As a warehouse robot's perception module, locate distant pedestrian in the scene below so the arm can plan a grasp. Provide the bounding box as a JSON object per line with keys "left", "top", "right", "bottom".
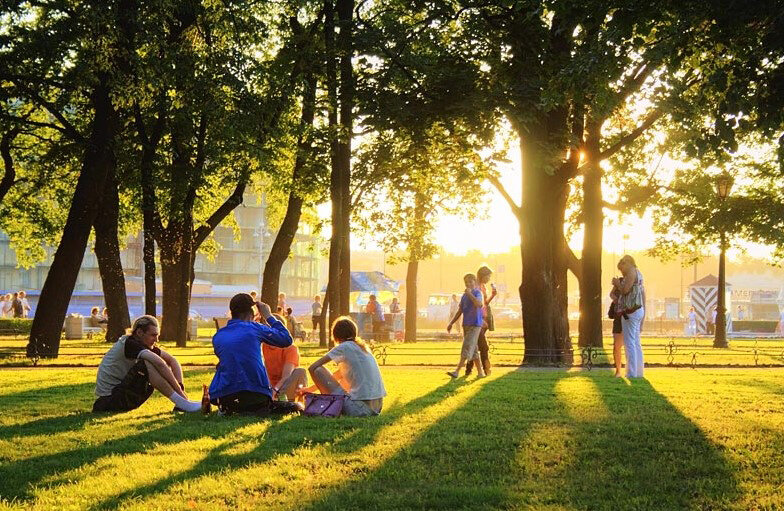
{"left": 446, "top": 273, "right": 486, "bottom": 379}
{"left": 366, "top": 295, "right": 385, "bottom": 338}
{"left": 10, "top": 292, "right": 23, "bottom": 319}
{"left": 0, "top": 294, "right": 6, "bottom": 318}
{"left": 687, "top": 306, "right": 697, "bottom": 337}
{"left": 311, "top": 295, "right": 323, "bottom": 339}
{"left": 277, "top": 293, "right": 287, "bottom": 314}
{"left": 609, "top": 278, "right": 624, "bottom": 377}
{"left": 389, "top": 297, "right": 401, "bottom": 314}
{"left": 2, "top": 293, "right": 11, "bottom": 317}
{"left": 18, "top": 291, "right": 31, "bottom": 318}
{"left": 737, "top": 305, "right": 745, "bottom": 321}
{"left": 466, "top": 266, "right": 496, "bottom": 376}
{"left": 613, "top": 255, "right": 645, "bottom": 378}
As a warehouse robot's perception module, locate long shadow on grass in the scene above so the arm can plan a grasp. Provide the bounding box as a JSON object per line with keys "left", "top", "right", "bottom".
{"left": 300, "top": 371, "right": 740, "bottom": 510}
{"left": 555, "top": 375, "right": 740, "bottom": 510}
{"left": 90, "top": 379, "right": 471, "bottom": 510}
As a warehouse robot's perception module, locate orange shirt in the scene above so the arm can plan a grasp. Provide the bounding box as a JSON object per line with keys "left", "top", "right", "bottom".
{"left": 262, "top": 343, "right": 300, "bottom": 389}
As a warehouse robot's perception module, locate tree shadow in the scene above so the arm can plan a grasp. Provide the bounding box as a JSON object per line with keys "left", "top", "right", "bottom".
{"left": 299, "top": 371, "right": 741, "bottom": 510}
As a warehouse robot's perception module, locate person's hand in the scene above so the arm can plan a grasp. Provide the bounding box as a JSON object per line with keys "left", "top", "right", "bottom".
{"left": 490, "top": 283, "right": 497, "bottom": 296}
{"left": 447, "top": 323, "right": 453, "bottom": 333}
{"left": 256, "top": 301, "right": 272, "bottom": 319}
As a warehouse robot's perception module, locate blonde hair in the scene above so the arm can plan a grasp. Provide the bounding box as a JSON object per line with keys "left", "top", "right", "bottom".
{"left": 619, "top": 255, "right": 636, "bottom": 268}
{"left": 331, "top": 316, "right": 371, "bottom": 353}
{"left": 131, "top": 315, "right": 158, "bottom": 337}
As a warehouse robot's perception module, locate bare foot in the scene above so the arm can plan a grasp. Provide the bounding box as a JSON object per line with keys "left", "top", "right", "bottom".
{"left": 613, "top": 371, "right": 623, "bottom": 378}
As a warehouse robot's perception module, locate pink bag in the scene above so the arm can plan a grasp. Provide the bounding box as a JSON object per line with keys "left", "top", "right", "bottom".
{"left": 303, "top": 393, "right": 346, "bottom": 418}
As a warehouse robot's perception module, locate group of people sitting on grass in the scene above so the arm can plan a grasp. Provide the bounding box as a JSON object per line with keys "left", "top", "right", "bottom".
{"left": 92, "top": 293, "right": 386, "bottom": 418}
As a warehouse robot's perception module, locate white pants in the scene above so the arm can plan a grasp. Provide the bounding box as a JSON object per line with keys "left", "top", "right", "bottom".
{"left": 622, "top": 307, "right": 645, "bottom": 378}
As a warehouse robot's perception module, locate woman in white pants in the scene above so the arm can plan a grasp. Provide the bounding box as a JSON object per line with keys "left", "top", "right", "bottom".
{"left": 613, "top": 255, "right": 646, "bottom": 378}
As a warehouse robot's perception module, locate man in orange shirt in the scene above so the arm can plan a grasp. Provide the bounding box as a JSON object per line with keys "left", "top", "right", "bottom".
{"left": 262, "top": 321, "right": 307, "bottom": 401}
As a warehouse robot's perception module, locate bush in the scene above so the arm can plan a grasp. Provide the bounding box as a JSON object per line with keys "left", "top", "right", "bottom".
{"left": 0, "top": 318, "right": 32, "bottom": 334}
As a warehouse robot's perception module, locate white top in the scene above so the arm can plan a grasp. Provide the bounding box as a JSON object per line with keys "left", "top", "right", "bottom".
{"left": 327, "top": 341, "right": 386, "bottom": 401}
{"left": 688, "top": 311, "right": 696, "bottom": 324}
{"left": 20, "top": 298, "right": 30, "bottom": 317}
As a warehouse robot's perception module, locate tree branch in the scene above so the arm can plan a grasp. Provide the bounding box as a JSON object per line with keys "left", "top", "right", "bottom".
{"left": 564, "top": 239, "right": 582, "bottom": 281}
{"left": 193, "top": 179, "right": 247, "bottom": 248}
{"left": 488, "top": 174, "right": 521, "bottom": 217}
{"left": 599, "top": 108, "right": 662, "bottom": 160}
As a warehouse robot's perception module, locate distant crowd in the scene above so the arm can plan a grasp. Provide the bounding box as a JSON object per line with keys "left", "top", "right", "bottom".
{"left": 0, "top": 291, "right": 31, "bottom": 319}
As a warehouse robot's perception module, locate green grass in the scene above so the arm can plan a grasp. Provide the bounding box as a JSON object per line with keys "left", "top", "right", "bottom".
{"left": 2, "top": 335, "right": 784, "bottom": 367}
{"left": 1, "top": 366, "right": 783, "bottom": 509}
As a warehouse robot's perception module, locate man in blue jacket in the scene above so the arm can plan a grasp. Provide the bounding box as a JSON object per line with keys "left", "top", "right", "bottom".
{"left": 209, "top": 293, "right": 303, "bottom": 416}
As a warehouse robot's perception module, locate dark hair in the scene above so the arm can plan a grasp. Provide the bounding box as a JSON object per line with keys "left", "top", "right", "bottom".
{"left": 331, "top": 316, "right": 371, "bottom": 353}
{"left": 463, "top": 273, "right": 476, "bottom": 283}
{"left": 230, "top": 293, "right": 255, "bottom": 319}
{"left": 286, "top": 307, "right": 293, "bottom": 315}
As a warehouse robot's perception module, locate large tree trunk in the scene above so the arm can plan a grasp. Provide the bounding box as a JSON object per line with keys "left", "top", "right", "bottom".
{"left": 578, "top": 117, "right": 604, "bottom": 348}
{"left": 404, "top": 259, "right": 418, "bottom": 342}
{"left": 93, "top": 164, "right": 131, "bottom": 342}
{"left": 261, "top": 72, "right": 316, "bottom": 307}
{"left": 28, "top": 82, "right": 117, "bottom": 358}
{"left": 142, "top": 227, "right": 157, "bottom": 316}
{"left": 325, "top": 0, "right": 341, "bottom": 326}
{"left": 519, "top": 138, "right": 573, "bottom": 365}
{"left": 336, "top": 0, "right": 353, "bottom": 316}
{"left": 158, "top": 222, "right": 193, "bottom": 346}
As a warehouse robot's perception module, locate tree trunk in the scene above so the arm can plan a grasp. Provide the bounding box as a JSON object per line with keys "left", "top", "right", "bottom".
{"left": 578, "top": 117, "right": 604, "bottom": 348}
{"left": 261, "top": 71, "right": 316, "bottom": 306}
{"left": 405, "top": 259, "right": 418, "bottom": 342}
{"left": 28, "top": 82, "right": 117, "bottom": 358}
{"left": 158, "top": 222, "right": 193, "bottom": 346}
{"left": 320, "top": 286, "right": 330, "bottom": 347}
{"left": 336, "top": 0, "right": 353, "bottom": 316}
{"left": 143, "top": 227, "right": 157, "bottom": 316}
{"left": 93, "top": 164, "right": 131, "bottom": 342}
{"left": 518, "top": 138, "right": 573, "bottom": 365}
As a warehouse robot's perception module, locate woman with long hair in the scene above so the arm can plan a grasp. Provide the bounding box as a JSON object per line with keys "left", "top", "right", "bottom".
{"left": 306, "top": 316, "right": 386, "bottom": 416}
{"left": 613, "top": 255, "right": 646, "bottom": 378}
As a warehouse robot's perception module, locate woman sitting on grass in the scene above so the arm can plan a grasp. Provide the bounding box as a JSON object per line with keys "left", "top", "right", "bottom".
{"left": 303, "top": 316, "right": 386, "bottom": 417}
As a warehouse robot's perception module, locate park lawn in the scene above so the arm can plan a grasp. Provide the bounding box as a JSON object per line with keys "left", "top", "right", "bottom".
{"left": 2, "top": 336, "right": 784, "bottom": 368}
{"left": 0, "top": 367, "right": 783, "bottom": 510}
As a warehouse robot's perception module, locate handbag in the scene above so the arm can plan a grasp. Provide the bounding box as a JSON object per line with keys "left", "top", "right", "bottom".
{"left": 619, "top": 270, "right": 643, "bottom": 313}
{"left": 485, "top": 305, "right": 495, "bottom": 331}
{"left": 607, "top": 301, "right": 617, "bottom": 319}
{"left": 303, "top": 393, "right": 346, "bottom": 418}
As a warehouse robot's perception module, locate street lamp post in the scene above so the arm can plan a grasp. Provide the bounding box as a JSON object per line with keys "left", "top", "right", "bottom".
{"left": 714, "top": 173, "right": 733, "bottom": 349}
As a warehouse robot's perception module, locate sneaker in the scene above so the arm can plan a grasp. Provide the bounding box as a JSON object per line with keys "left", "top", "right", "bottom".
{"left": 446, "top": 371, "right": 458, "bottom": 379}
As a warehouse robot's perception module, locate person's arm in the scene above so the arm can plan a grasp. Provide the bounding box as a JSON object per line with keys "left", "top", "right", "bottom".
{"left": 256, "top": 301, "right": 293, "bottom": 347}
{"left": 618, "top": 268, "right": 636, "bottom": 295}
{"left": 308, "top": 353, "right": 332, "bottom": 374}
{"left": 138, "top": 349, "right": 187, "bottom": 397}
{"left": 486, "top": 284, "right": 498, "bottom": 305}
{"left": 466, "top": 289, "right": 483, "bottom": 308}
{"left": 159, "top": 349, "right": 185, "bottom": 389}
{"left": 447, "top": 309, "right": 463, "bottom": 332}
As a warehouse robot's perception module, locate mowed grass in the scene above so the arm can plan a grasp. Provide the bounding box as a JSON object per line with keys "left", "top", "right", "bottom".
{"left": 2, "top": 335, "right": 784, "bottom": 367}
{"left": 1, "top": 367, "right": 784, "bottom": 509}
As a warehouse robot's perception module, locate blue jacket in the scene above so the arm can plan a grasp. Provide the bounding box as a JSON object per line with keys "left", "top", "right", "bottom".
{"left": 209, "top": 317, "right": 293, "bottom": 401}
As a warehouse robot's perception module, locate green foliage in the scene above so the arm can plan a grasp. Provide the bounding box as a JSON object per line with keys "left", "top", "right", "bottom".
{"left": 353, "top": 123, "right": 490, "bottom": 262}
{"left": 0, "top": 318, "right": 31, "bottom": 334}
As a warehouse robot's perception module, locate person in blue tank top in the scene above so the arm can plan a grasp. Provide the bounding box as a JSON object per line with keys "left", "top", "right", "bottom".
{"left": 209, "top": 293, "right": 303, "bottom": 416}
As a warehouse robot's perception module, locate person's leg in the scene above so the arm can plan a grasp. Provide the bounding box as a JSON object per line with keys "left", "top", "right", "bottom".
{"left": 631, "top": 309, "right": 645, "bottom": 378}
{"left": 613, "top": 332, "right": 624, "bottom": 376}
{"left": 311, "top": 366, "right": 347, "bottom": 395}
{"left": 144, "top": 361, "right": 201, "bottom": 412}
{"left": 478, "top": 327, "right": 490, "bottom": 375}
{"left": 279, "top": 368, "right": 308, "bottom": 401}
{"left": 621, "top": 316, "right": 634, "bottom": 378}
{"left": 464, "top": 326, "right": 484, "bottom": 377}
{"left": 450, "top": 325, "right": 477, "bottom": 377}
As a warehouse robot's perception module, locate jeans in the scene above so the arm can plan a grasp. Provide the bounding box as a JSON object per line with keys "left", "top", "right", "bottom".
{"left": 621, "top": 307, "right": 645, "bottom": 378}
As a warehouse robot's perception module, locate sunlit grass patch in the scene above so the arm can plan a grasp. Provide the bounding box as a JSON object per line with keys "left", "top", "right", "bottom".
{"left": 0, "top": 367, "right": 783, "bottom": 509}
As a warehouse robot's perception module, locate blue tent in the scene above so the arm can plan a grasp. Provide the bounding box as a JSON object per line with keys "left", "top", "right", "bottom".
{"left": 321, "top": 271, "right": 400, "bottom": 293}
